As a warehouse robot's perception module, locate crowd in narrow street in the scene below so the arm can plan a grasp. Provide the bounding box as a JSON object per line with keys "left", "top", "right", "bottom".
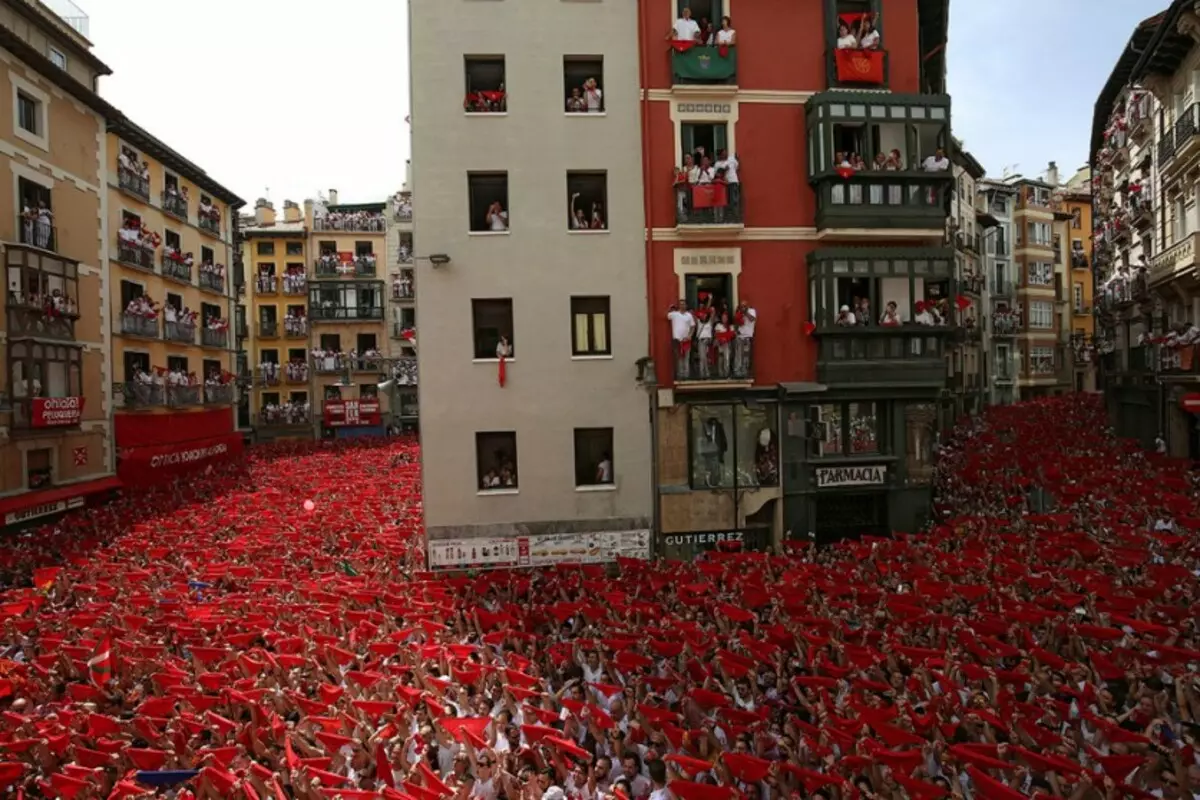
{"left": 0, "top": 395, "right": 1197, "bottom": 799}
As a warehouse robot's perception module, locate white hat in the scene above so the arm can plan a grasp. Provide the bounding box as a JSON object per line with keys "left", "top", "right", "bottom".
{"left": 840, "top": 305, "right": 850, "bottom": 312}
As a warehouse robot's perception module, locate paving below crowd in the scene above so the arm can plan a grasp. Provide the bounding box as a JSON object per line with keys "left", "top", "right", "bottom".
{"left": 0, "top": 395, "right": 1197, "bottom": 799}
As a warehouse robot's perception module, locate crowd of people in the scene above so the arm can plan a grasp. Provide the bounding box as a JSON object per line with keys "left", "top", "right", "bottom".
{"left": 0, "top": 397, "right": 1198, "bottom": 800}
{"left": 10, "top": 288, "right": 78, "bottom": 320}
{"left": 117, "top": 218, "right": 161, "bottom": 262}
{"left": 667, "top": 296, "right": 756, "bottom": 380}
{"left": 20, "top": 201, "right": 55, "bottom": 250}
{"left": 260, "top": 399, "right": 312, "bottom": 425}
{"left": 285, "top": 270, "right": 308, "bottom": 295}
{"left": 317, "top": 211, "right": 387, "bottom": 232}
{"left": 286, "top": 311, "right": 309, "bottom": 338}
{"left": 834, "top": 298, "right": 953, "bottom": 328}
{"left": 673, "top": 149, "right": 741, "bottom": 222}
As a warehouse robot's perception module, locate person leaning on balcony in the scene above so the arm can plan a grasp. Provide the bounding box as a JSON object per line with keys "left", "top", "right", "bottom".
{"left": 715, "top": 149, "right": 739, "bottom": 213}
{"left": 879, "top": 300, "right": 902, "bottom": 326}
{"left": 922, "top": 147, "right": 950, "bottom": 172}
{"left": 485, "top": 201, "right": 508, "bottom": 231}
{"left": 836, "top": 305, "right": 856, "bottom": 326}
{"left": 668, "top": 7, "right": 701, "bottom": 43}
{"left": 836, "top": 20, "right": 858, "bottom": 49}
{"left": 668, "top": 301, "right": 696, "bottom": 379}
{"left": 715, "top": 16, "right": 736, "bottom": 47}
{"left": 734, "top": 299, "right": 756, "bottom": 377}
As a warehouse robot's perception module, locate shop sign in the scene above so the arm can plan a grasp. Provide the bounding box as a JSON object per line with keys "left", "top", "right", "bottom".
{"left": 661, "top": 528, "right": 769, "bottom": 561}
{"left": 324, "top": 399, "right": 381, "bottom": 427}
{"left": 815, "top": 464, "right": 886, "bottom": 488}
{"left": 31, "top": 397, "right": 84, "bottom": 427}
{"left": 427, "top": 530, "right": 651, "bottom": 571}
{"left": 4, "top": 496, "right": 84, "bottom": 527}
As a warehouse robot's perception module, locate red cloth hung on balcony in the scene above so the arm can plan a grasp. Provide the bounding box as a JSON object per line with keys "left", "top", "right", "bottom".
{"left": 802, "top": 321, "right": 816, "bottom": 336}
{"left": 691, "top": 183, "right": 728, "bottom": 209}
{"left": 836, "top": 166, "right": 855, "bottom": 180}
{"left": 478, "top": 90, "right": 505, "bottom": 103}
{"left": 1181, "top": 345, "right": 1196, "bottom": 372}
{"left": 671, "top": 40, "right": 697, "bottom": 53}
{"left": 955, "top": 295, "right": 972, "bottom": 310}
{"left": 835, "top": 48, "right": 885, "bottom": 85}
{"left": 498, "top": 354, "right": 507, "bottom": 388}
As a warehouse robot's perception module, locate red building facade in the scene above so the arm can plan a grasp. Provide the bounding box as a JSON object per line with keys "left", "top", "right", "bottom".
{"left": 639, "top": 0, "right": 952, "bottom": 555}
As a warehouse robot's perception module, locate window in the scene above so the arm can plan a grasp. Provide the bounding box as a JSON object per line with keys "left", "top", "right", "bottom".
{"left": 1028, "top": 300, "right": 1054, "bottom": 329}
{"left": 690, "top": 404, "right": 778, "bottom": 489}
{"left": 123, "top": 350, "right": 150, "bottom": 382}
{"left": 681, "top": 122, "right": 728, "bottom": 166}
{"left": 286, "top": 242, "right": 303, "bottom": 256}
{"left": 468, "top": 172, "right": 509, "bottom": 232}
{"left": 165, "top": 292, "right": 182, "bottom": 312}
{"left": 17, "top": 90, "right": 39, "bottom": 135}
{"left": 566, "top": 172, "right": 608, "bottom": 230}
{"left": 309, "top": 282, "right": 383, "bottom": 320}
{"left": 263, "top": 392, "right": 281, "bottom": 407}
{"left": 1071, "top": 207, "right": 1082, "bottom": 229}
{"left": 257, "top": 242, "right": 275, "bottom": 256}
{"left": 319, "top": 334, "right": 341, "bottom": 351}
{"left": 48, "top": 47, "right": 66, "bottom": 70}
{"left": 1073, "top": 283, "right": 1084, "bottom": 311}
{"left": 167, "top": 355, "right": 188, "bottom": 375}
{"left": 27, "top": 448, "right": 51, "bottom": 490}
{"left": 563, "top": 56, "right": 604, "bottom": 113}
{"left": 1071, "top": 238, "right": 1084, "bottom": 252}
{"left": 476, "top": 431, "right": 518, "bottom": 490}
{"left": 8, "top": 342, "right": 81, "bottom": 414}
{"left": 290, "top": 391, "right": 308, "bottom": 406}
{"left": 571, "top": 296, "right": 611, "bottom": 356}
{"left": 201, "top": 246, "right": 214, "bottom": 264}
{"left": 288, "top": 347, "right": 306, "bottom": 363}
{"left": 260, "top": 349, "right": 279, "bottom": 365}
{"left": 464, "top": 56, "right": 506, "bottom": 113}
{"left": 356, "top": 333, "right": 378, "bottom": 352}
{"left": 1029, "top": 346, "right": 1055, "bottom": 375}
{"left": 355, "top": 241, "right": 373, "bottom": 257}
{"left": 1026, "top": 261, "right": 1052, "bottom": 286}
{"left": 202, "top": 358, "right": 221, "bottom": 381}
{"left": 16, "top": 177, "right": 53, "bottom": 250}
{"left": 1027, "top": 222, "right": 1051, "bottom": 246}
{"left": 813, "top": 401, "right": 881, "bottom": 457}
{"left": 361, "top": 384, "right": 378, "bottom": 399}
{"left": 119, "top": 279, "right": 143, "bottom": 308}
{"left": 472, "top": 298, "right": 514, "bottom": 359}
{"left": 904, "top": 403, "right": 936, "bottom": 485}
{"left": 574, "top": 428, "right": 614, "bottom": 487}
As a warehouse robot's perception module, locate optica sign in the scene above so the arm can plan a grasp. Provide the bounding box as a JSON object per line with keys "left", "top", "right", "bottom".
{"left": 117, "top": 433, "right": 243, "bottom": 486}
{"left": 32, "top": 397, "right": 84, "bottom": 427}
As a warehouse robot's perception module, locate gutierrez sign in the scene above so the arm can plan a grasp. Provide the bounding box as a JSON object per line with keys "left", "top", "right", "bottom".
{"left": 815, "top": 465, "right": 886, "bottom": 488}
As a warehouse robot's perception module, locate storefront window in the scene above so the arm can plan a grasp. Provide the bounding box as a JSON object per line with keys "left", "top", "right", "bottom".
{"left": 818, "top": 403, "right": 843, "bottom": 455}
{"left": 849, "top": 401, "right": 878, "bottom": 453}
{"left": 905, "top": 402, "right": 936, "bottom": 484}
{"left": 690, "top": 404, "right": 778, "bottom": 489}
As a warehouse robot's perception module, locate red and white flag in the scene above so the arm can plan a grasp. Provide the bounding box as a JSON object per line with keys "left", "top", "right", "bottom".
{"left": 72, "top": 446, "right": 87, "bottom": 466}
{"left": 87, "top": 637, "right": 112, "bottom": 687}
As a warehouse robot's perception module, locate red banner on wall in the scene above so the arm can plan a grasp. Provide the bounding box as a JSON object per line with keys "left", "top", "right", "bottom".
{"left": 324, "top": 399, "right": 381, "bottom": 428}
{"left": 834, "top": 48, "right": 885, "bottom": 85}
{"left": 338, "top": 251, "right": 355, "bottom": 263}
{"left": 31, "top": 397, "right": 84, "bottom": 427}
{"left": 117, "top": 433, "right": 243, "bottom": 486}
{"left": 115, "top": 408, "right": 233, "bottom": 448}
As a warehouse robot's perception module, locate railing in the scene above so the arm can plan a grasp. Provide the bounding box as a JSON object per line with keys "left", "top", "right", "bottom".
{"left": 204, "top": 384, "right": 234, "bottom": 405}
{"left": 315, "top": 260, "right": 341, "bottom": 278}
{"left": 1160, "top": 343, "right": 1199, "bottom": 375}
{"left": 671, "top": 44, "right": 737, "bottom": 85}
{"left": 394, "top": 207, "right": 413, "bottom": 223}
{"left": 161, "top": 255, "right": 192, "bottom": 284}
{"left": 123, "top": 382, "right": 164, "bottom": 408}
{"left": 5, "top": 301, "right": 76, "bottom": 341}
{"left": 393, "top": 356, "right": 418, "bottom": 386}
{"left": 282, "top": 275, "right": 307, "bottom": 295}
{"left": 992, "top": 316, "right": 1020, "bottom": 336}
{"left": 118, "top": 166, "right": 149, "bottom": 200}
{"left": 258, "top": 366, "right": 281, "bottom": 386}
{"left": 256, "top": 275, "right": 278, "bottom": 294}
{"left": 259, "top": 410, "right": 311, "bottom": 427}
{"left": 284, "top": 319, "right": 308, "bottom": 338}
{"left": 355, "top": 257, "right": 377, "bottom": 277}
{"left": 164, "top": 321, "right": 196, "bottom": 344}
{"left": 312, "top": 355, "right": 346, "bottom": 374}
{"left": 813, "top": 172, "right": 952, "bottom": 230}
{"left": 960, "top": 275, "right": 984, "bottom": 296}
{"left": 166, "top": 385, "right": 202, "bottom": 408}
{"left": 19, "top": 219, "right": 56, "bottom": 251}
{"left": 1158, "top": 129, "right": 1177, "bottom": 169}
{"left": 161, "top": 191, "right": 188, "bottom": 219}
{"left": 310, "top": 306, "right": 384, "bottom": 321}
{"left": 201, "top": 328, "right": 228, "bottom": 348}
{"left": 313, "top": 216, "right": 387, "bottom": 233}
{"left": 670, "top": 337, "right": 755, "bottom": 383}
{"left": 676, "top": 183, "right": 744, "bottom": 226}
{"left": 198, "top": 215, "right": 221, "bottom": 237}
{"left": 121, "top": 313, "right": 159, "bottom": 338}
{"left": 1149, "top": 232, "right": 1197, "bottom": 286}
{"left": 259, "top": 321, "right": 278, "bottom": 338}
{"left": 1071, "top": 252, "right": 1089, "bottom": 269}
{"left": 200, "top": 271, "right": 225, "bottom": 293}
{"left": 397, "top": 249, "right": 414, "bottom": 265}
{"left": 1174, "top": 103, "right": 1198, "bottom": 159}
{"left": 349, "top": 358, "right": 383, "bottom": 373}
{"left": 991, "top": 279, "right": 1014, "bottom": 297}
{"left": 391, "top": 281, "right": 415, "bottom": 301}
{"left": 117, "top": 240, "right": 155, "bottom": 270}
{"left": 285, "top": 364, "right": 309, "bottom": 383}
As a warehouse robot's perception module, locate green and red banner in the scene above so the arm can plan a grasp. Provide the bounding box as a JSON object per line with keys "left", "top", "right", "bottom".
{"left": 671, "top": 45, "right": 737, "bottom": 81}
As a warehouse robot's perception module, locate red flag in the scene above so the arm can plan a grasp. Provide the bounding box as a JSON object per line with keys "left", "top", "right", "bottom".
{"left": 690, "top": 183, "right": 728, "bottom": 209}
{"left": 670, "top": 40, "right": 697, "bottom": 53}
{"left": 376, "top": 741, "right": 394, "bottom": 788}
{"left": 802, "top": 321, "right": 817, "bottom": 336}
{"left": 834, "top": 48, "right": 885, "bottom": 84}
{"left": 88, "top": 636, "right": 112, "bottom": 687}
{"left": 498, "top": 354, "right": 507, "bottom": 388}
{"left": 955, "top": 295, "right": 972, "bottom": 310}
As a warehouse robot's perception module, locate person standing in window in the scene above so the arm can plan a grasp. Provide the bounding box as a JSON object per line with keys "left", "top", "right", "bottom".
{"left": 569, "top": 193, "right": 589, "bottom": 229}
{"left": 495, "top": 334, "right": 512, "bottom": 359}
{"left": 695, "top": 307, "right": 714, "bottom": 380}
{"left": 858, "top": 15, "right": 880, "bottom": 49}
{"left": 922, "top": 147, "right": 950, "bottom": 172}
{"left": 667, "top": 301, "right": 696, "bottom": 380}
{"left": 595, "top": 452, "right": 613, "bottom": 484}
{"left": 584, "top": 78, "right": 603, "bottom": 113}
{"left": 566, "top": 87, "right": 586, "bottom": 113}
{"left": 486, "top": 201, "right": 508, "bottom": 231}
{"left": 668, "top": 7, "right": 701, "bottom": 43}
{"left": 715, "top": 17, "right": 736, "bottom": 48}
{"left": 734, "top": 300, "right": 756, "bottom": 378}
{"left": 714, "top": 149, "right": 740, "bottom": 216}
{"left": 879, "top": 300, "right": 902, "bottom": 326}
{"left": 836, "top": 20, "right": 857, "bottom": 49}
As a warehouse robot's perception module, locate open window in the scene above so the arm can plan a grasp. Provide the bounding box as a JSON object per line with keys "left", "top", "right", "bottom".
{"left": 17, "top": 177, "right": 54, "bottom": 250}
{"left": 574, "top": 428, "right": 614, "bottom": 487}
{"left": 476, "top": 431, "right": 518, "bottom": 490}
{"left": 681, "top": 122, "right": 728, "bottom": 170}
{"left": 563, "top": 56, "right": 604, "bottom": 113}
{"left": 472, "top": 298, "right": 514, "bottom": 359}
{"left": 123, "top": 350, "right": 150, "bottom": 382}
{"left": 319, "top": 334, "right": 341, "bottom": 352}
{"left": 567, "top": 172, "right": 608, "bottom": 230}
{"left": 356, "top": 333, "right": 378, "bottom": 352}
{"left": 468, "top": 172, "right": 509, "bottom": 233}
{"left": 286, "top": 242, "right": 303, "bottom": 256}
{"left": 257, "top": 241, "right": 275, "bottom": 256}
{"left": 464, "top": 56, "right": 506, "bottom": 113}
{"left": 684, "top": 273, "right": 733, "bottom": 319}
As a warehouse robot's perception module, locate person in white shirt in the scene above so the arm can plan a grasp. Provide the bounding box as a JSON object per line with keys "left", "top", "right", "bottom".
{"left": 859, "top": 16, "right": 881, "bottom": 49}
{"left": 714, "top": 149, "right": 740, "bottom": 215}
{"left": 836, "top": 305, "right": 856, "bottom": 326}
{"left": 914, "top": 301, "right": 935, "bottom": 325}
{"left": 695, "top": 309, "right": 714, "bottom": 379}
{"left": 879, "top": 301, "right": 902, "bottom": 326}
{"left": 495, "top": 335, "right": 512, "bottom": 359}
{"left": 595, "top": 452, "right": 613, "bottom": 484}
{"left": 715, "top": 16, "right": 736, "bottom": 47}
{"left": 669, "top": 7, "right": 701, "bottom": 43}
{"left": 735, "top": 300, "right": 756, "bottom": 378}
{"left": 922, "top": 147, "right": 950, "bottom": 172}
{"left": 695, "top": 156, "right": 716, "bottom": 184}
{"left": 836, "top": 20, "right": 858, "bottom": 49}
{"left": 584, "top": 77, "right": 603, "bottom": 112}
{"left": 1156, "top": 434, "right": 1167, "bottom": 454}
{"left": 485, "top": 201, "right": 508, "bottom": 231}
{"left": 667, "top": 302, "right": 696, "bottom": 379}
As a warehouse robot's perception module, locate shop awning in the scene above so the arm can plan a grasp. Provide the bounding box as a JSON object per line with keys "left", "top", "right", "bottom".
{"left": 0, "top": 475, "right": 121, "bottom": 527}
{"left": 117, "top": 432, "right": 243, "bottom": 487}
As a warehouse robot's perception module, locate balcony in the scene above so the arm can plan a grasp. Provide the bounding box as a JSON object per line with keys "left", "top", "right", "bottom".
{"left": 960, "top": 274, "right": 984, "bottom": 296}
{"left": 166, "top": 385, "right": 202, "bottom": 408}
{"left": 1128, "top": 93, "right": 1152, "bottom": 142}
{"left": 355, "top": 256, "right": 378, "bottom": 277}
{"left": 161, "top": 190, "right": 188, "bottom": 220}
{"left": 164, "top": 321, "right": 196, "bottom": 345}
{"left": 826, "top": 47, "right": 887, "bottom": 90}
{"left": 310, "top": 306, "right": 384, "bottom": 322}
{"left": 992, "top": 314, "right": 1020, "bottom": 338}
{"left": 282, "top": 274, "right": 307, "bottom": 295}
{"left": 19, "top": 219, "right": 56, "bottom": 252}
{"left": 204, "top": 384, "right": 234, "bottom": 405}
{"left": 313, "top": 354, "right": 346, "bottom": 374}
{"left": 6, "top": 297, "right": 77, "bottom": 342}
{"left": 256, "top": 275, "right": 278, "bottom": 295}
{"left": 315, "top": 259, "right": 341, "bottom": 278}
{"left": 1071, "top": 252, "right": 1089, "bottom": 270}
{"left": 675, "top": 183, "right": 744, "bottom": 229}
{"left": 201, "top": 328, "right": 228, "bottom": 348}
{"left": 198, "top": 213, "right": 221, "bottom": 238}
{"left": 314, "top": 214, "right": 386, "bottom": 233}
{"left": 259, "top": 321, "right": 279, "bottom": 338}
{"left": 811, "top": 172, "right": 951, "bottom": 232}
{"left": 121, "top": 313, "right": 159, "bottom": 339}
{"left": 670, "top": 337, "right": 755, "bottom": 387}
{"left": 200, "top": 269, "right": 225, "bottom": 294}
{"left": 815, "top": 331, "right": 946, "bottom": 386}
{"left": 392, "top": 356, "right": 418, "bottom": 387}
{"left": 258, "top": 365, "right": 281, "bottom": 386}
{"left": 285, "top": 363, "right": 309, "bottom": 383}
{"left": 1163, "top": 103, "right": 1200, "bottom": 176}
{"left": 122, "top": 381, "right": 164, "bottom": 409}
{"left": 391, "top": 276, "right": 415, "bottom": 301}
{"left": 670, "top": 44, "right": 736, "bottom": 86}
{"left": 260, "top": 409, "right": 311, "bottom": 427}
{"left": 284, "top": 318, "right": 308, "bottom": 338}
{"left": 161, "top": 254, "right": 192, "bottom": 284}
{"left": 118, "top": 166, "right": 149, "bottom": 200}
{"left": 1148, "top": 232, "right": 1198, "bottom": 288}
{"left": 394, "top": 206, "right": 413, "bottom": 224}
{"left": 117, "top": 240, "right": 155, "bottom": 271}
{"left": 350, "top": 357, "right": 383, "bottom": 373}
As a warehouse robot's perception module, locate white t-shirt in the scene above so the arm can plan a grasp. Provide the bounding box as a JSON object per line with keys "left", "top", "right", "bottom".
{"left": 673, "top": 18, "right": 700, "bottom": 41}
{"left": 860, "top": 30, "right": 880, "bottom": 48}
{"left": 738, "top": 308, "right": 756, "bottom": 338}
{"left": 489, "top": 210, "right": 509, "bottom": 231}
{"left": 715, "top": 28, "right": 735, "bottom": 45}
{"left": 471, "top": 778, "right": 498, "bottom": 800}
{"left": 715, "top": 156, "right": 739, "bottom": 183}
{"left": 922, "top": 155, "right": 950, "bottom": 172}
{"left": 837, "top": 34, "right": 858, "bottom": 48}
{"left": 668, "top": 310, "right": 695, "bottom": 341}
{"left": 695, "top": 167, "right": 715, "bottom": 184}
{"left": 597, "top": 459, "right": 612, "bottom": 483}
{"left": 585, "top": 88, "right": 603, "bottom": 111}
{"left": 697, "top": 316, "right": 714, "bottom": 340}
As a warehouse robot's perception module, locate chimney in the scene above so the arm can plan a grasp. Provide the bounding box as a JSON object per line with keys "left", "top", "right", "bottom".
{"left": 328, "top": 188, "right": 338, "bottom": 206}
{"left": 254, "top": 198, "right": 275, "bottom": 226}
{"left": 1046, "top": 161, "right": 1059, "bottom": 187}
{"left": 282, "top": 200, "right": 301, "bottom": 223}
{"left": 303, "top": 199, "right": 314, "bottom": 228}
